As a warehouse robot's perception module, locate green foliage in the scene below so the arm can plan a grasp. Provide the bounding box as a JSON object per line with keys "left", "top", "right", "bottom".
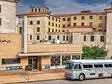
{"left": 82, "top": 45, "right": 108, "bottom": 59}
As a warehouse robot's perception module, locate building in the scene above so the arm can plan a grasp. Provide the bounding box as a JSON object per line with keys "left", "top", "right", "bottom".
{"left": 17, "top": 6, "right": 107, "bottom": 45}
{"left": 17, "top": 6, "right": 65, "bottom": 44}
{"left": 0, "top": 2, "right": 82, "bottom": 71}
{"left": 0, "top": 0, "right": 19, "bottom": 33}
{"left": 1, "top": 0, "right": 112, "bottom": 71}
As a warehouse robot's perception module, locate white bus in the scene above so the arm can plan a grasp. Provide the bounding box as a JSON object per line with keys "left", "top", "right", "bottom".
{"left": 65, "top": 60, "right": 112, "bottom": 80}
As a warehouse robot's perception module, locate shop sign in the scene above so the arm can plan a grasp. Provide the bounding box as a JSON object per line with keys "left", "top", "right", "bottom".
{"left": 0, "top": 39, "right": 11, "bottom": 43}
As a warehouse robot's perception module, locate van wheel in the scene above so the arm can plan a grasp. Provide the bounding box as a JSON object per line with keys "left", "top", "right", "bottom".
{"left": 79, "top": 74, "right": 85, "bottom": 81}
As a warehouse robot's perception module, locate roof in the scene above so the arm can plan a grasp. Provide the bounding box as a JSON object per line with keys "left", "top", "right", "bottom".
{"left": 69, "top": 60, "right": 112, "bottom": 64}
{"left": 104, "top": 8, "right": 112, "bottom": 11}
{"left": 65, "top": 26, "right": 92, "bottom": 28}
{"left": 53, "top": 12, "right": 106, "bottom": 17}
{"left": 17, "top": 12, "right": 48, "bottom": 16}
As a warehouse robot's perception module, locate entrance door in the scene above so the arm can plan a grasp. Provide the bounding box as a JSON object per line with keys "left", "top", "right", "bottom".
{"left": 28, "top": 57, "right": 38, "bottom": 70}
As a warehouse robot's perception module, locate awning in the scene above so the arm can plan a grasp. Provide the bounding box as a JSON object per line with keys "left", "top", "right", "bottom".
{"left": 17, "top": 52, "right": 82, "bottom": 57}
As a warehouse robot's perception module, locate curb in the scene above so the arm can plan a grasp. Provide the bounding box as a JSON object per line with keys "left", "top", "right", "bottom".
{"left": 5, "top": 78, "right": 65, "bottom": 84}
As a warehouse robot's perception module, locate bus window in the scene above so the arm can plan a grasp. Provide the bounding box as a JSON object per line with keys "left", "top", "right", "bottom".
{"left": 94, "top": 64, "right": 103, "bottom": 68}
{"left": 109, "top": 64, "right": 112, "bottom": 67}
{"left": 104, "top": 64, "right": 109, "bottom": 68}
{"left": 74, "top": 64, "right": 81, "bottom": 69}
{"left": 104, "top": 64, "right": 112, "bottom": 68}
{"left": 83, "top": 65, "right": 93, "bottom": 68}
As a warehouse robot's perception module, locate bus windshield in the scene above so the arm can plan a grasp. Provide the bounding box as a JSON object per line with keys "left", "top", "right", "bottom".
{"left": 65, "top": 62, "right": 74, "bottom": 69}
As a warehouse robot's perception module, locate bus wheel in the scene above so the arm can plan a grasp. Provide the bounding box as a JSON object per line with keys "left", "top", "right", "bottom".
{"left": 79, "top": 74, "right": 85, "bottom": 81}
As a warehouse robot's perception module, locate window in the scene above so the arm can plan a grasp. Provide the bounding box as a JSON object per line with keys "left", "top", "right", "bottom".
{"left": 62, "top": 30, "right": 65, "bottom": 32}
{"left": 48, "top": 28, "right": 50, "bottom": 32}
{"left": 37, "top": 35, "right": 40, "bottom": 40}
{"left": 66, "top": 36, "right": 69, "bottom": 41}
{"left": 63, "top": 25, "right": 66, "bottom": 28}
{"left": 30, "top": 35, "right": 32, "bottom": 40}
{"left": 37, "top": 21, "right": 40, "bottom": 25}
{"left": 52, "top": 29, "right": 54, "bottom": 32}
{"left": 0, "top": 5, "right": 1, "bottom": 12}
{"left": 52, "top": 23, "right": 54, "bottom": 26}
{"left": 32, "top": 8, "right": 34, "bottom": 12}
{"left": 56, "top": 18, "right": 57, "bottom": 22}
{"left": 19, "top": 27, "right": 22, "bottom": 34}
{"left": 59, "top": 25, "right": 60, "bottom": 28}
{"left": 94, "top": 64, "right": 103, "bottom": 68}
{"left": 74, "top": 23, "right": 76, "bottom": 26}
{"left": 63, "top": 18, "right": 66, "bottom": 21}
{"left": 2, "top": 58, "right": 20, "bottom": 64}
{"left": 104, "top": 64, "right": 112, "bottom": 68}
{"left": 89, "top": 22, "right": 93, "bottom": 27}
{"left": 56, "top": 29, "right": 57, "bottom": 32}
{"left": 84, "top": 36, "right": 86, "bottom": 41}
{"left": 100, "top": 36, "right": 104, "bottom": 42}
{"left": 81, "top": 22, "right": 84, "bottom": 26}
{"left": 52, "top": 17, "right": 54, "bottom": 20}
{"left": 99, "top": 16, "right": 103, "bottom": 20}
{"left": 67, "top": 18, "right": 71, "bottom": 21}
{"left": 74, "top": 17, "right": 77, "bottom": 20}
{"left": 37, "top": 27, "right": 40, "bottom": 32}
{"left": 48, "top": 36, "right": 51, "bottom": 40}
{"left": 63, "top": 36, "right": 65, "bottom": 41}
{"left": 0, "top": 18, "right": 1, "bottom": 25}
{"left": 90, "top": 16, "right": 93, "bottom": 19}
{"left": 74, "top": 64, "right": 82, "bottom": 69}
{"left": 35, "top": 8, "right": 37, "bottom": 12}
{"left": 48, "top": 22, "right": 50, "bottom": 25}
{"left": 91, "top": 36, "right": 94, "bottom": 42}
{"left": 62, "top": 56, "right": 71, "bottom": 65}
{"left": 48, "top": 16, "right": 50, "bottom": 19}
{"left": 30, "top": 21, "right": 33, "bottom": 25}
{"left": 81, "top": 16, "right": 85, "bottom": 20}
{"left": 56, "top": 24, "right": 57, "bottom": 27}
{"left": 38, "top": 8, "right": 40, "bottom": 12}
{"left": 51, "top": 56, "right": 60, "bottom": 66}
{"left": 57, "top": 35, "right": 59, "bottom": 40}
{"left": 83, "top": 65, "right": 93, "bottom": 68}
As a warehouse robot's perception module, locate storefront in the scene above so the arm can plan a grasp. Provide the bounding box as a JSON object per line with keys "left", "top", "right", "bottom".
{"left": 17, "top": 44, "right": 82, "bottom": 71}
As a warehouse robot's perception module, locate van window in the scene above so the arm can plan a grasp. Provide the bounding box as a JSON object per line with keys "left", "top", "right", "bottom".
{"left": 83, "top": 65, "right": 93, "bottom": 68}
{"left": 94, "top": 64, "right": 103, "bottom": 68}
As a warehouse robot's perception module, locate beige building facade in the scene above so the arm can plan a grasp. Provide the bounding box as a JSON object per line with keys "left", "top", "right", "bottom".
{"left": 0, "top": 0, "right": 18, "bottom": 33}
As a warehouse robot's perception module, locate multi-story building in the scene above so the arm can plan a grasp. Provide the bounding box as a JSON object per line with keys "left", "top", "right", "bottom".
{"left": 17, "top": 6, "right": 66, "bottom": 44}
{"left": 1, "top": 0, "right": 112, "bottom": 72}
{"left": 54, "top": 11, "right": 106, "bottom": 32}
{"left": 0, "top": 2, "right": 82, "bottom": 71}
{"left": 17, "top": 6, "right": 107, "bottom": 45}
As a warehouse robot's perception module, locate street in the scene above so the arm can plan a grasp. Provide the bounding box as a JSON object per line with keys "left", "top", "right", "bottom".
{"left": 18, "top": 78, "right": 112, "bottom": 84}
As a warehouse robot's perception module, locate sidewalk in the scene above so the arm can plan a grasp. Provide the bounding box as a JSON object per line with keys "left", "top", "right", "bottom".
{"left": 0, "top": 70, "right": 65, "bottom": 84}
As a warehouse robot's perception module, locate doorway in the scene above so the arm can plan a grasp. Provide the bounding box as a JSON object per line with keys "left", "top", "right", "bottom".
{"left": 28, "top": 57, "right": 38, "bottom": 70}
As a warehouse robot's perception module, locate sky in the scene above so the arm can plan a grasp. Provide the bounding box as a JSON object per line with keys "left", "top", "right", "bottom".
{"left": 17, "top": 0, "right": 112, "bottom": 14}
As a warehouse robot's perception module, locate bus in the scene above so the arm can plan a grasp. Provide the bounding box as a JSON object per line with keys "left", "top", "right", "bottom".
{"left": 65, "top": 60, "right": 112, "bottom": 80}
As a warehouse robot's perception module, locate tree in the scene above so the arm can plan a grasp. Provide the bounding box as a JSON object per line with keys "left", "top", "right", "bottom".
{"left": 82, "top": 45, "right": 108, "bottom": 59}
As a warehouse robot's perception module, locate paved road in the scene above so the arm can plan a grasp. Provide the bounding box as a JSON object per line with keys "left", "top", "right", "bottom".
{"left": 18, "top": 78, "right": 112, "bottom": 84}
